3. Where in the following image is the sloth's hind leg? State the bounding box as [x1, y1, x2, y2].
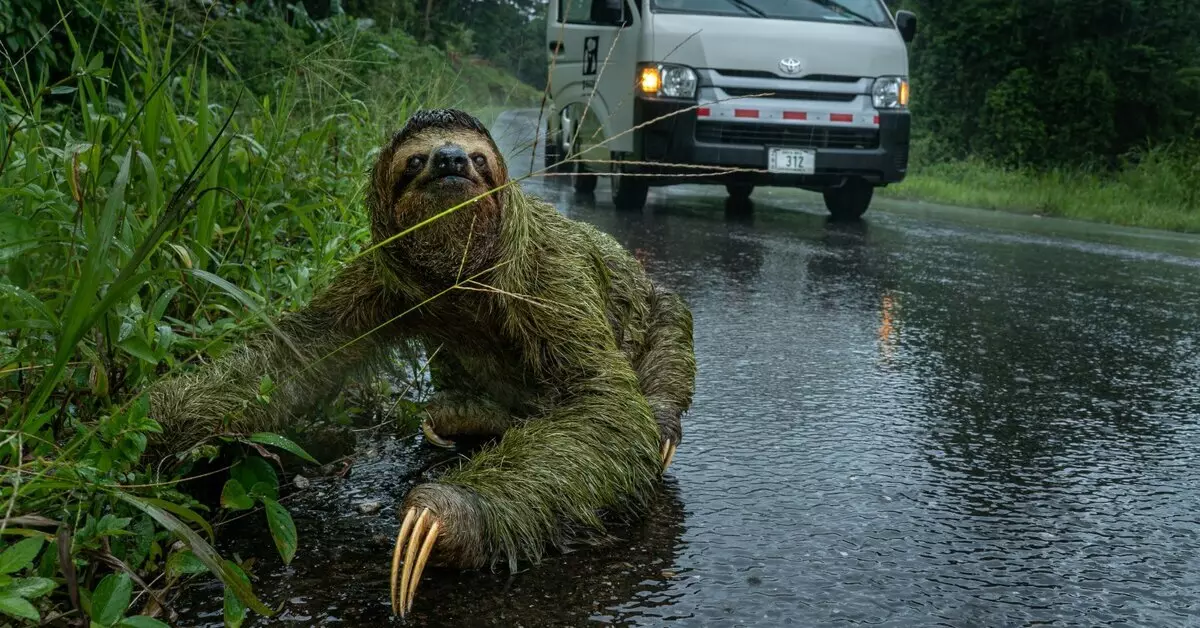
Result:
[420, 392, 515, 448]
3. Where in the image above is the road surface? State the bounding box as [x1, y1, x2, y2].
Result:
[174, 109, 1200, 627]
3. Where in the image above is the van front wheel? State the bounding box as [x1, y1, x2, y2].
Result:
[726, 183, 754, 201]
[572, 161, 597, 194]
[823, 179, 874, 221]
[611, 164, 649, 211]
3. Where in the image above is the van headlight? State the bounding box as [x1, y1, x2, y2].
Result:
[639, 63, 697, 99]
[872, 76, 910, 109]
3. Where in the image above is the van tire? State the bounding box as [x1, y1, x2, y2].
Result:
[726, 183, 754, 201]
[573, 162, 597, 194]
[611, 166, 649, 211]
[543, 135, 568, 175]
[823, 179, 873, 221]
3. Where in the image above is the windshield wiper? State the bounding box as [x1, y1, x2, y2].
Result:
[804, 0, 878, 26]
[723, 0, 768, 18]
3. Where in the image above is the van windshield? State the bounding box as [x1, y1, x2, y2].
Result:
[650, 0, 891, 27]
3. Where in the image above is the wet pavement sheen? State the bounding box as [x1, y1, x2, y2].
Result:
[173, 110, 1200, 627]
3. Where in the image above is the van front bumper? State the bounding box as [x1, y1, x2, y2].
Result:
[629, 98, 910, 187]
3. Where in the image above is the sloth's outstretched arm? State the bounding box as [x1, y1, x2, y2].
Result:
[635, 285, 696, 471]
[145, 254, 404, 462]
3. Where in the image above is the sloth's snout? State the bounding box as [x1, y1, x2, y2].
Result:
[432, 145, 469, 178]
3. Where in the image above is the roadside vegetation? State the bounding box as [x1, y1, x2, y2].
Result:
[880, 138, 1200, 233]
[883, 0, 1200, 232]
[0, 1, 538, 625]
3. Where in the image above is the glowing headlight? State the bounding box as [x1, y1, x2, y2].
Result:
[639, 63, 697, 99]
[872, 76, 910, 109]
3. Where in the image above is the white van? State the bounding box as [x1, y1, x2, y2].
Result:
[542, 0, 917, 220]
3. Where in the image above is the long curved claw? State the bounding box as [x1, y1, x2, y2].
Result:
[390, 507, 442, 617]
[421, 416, 456, 449]
[660, 440, 678, 473]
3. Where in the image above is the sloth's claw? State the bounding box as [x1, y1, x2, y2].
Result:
[660, 440, 678, 473]
[390, 507, 441, 616]
[421, 417, 456, 449]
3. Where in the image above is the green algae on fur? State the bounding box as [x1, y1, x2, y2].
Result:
[144, 108, 697, 604]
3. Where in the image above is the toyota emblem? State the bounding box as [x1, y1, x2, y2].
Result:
[778, 58, 802, 75]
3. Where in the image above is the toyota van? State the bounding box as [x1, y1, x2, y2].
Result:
[542, 0, 917, 219]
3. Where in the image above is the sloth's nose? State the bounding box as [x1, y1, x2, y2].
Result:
[432, 145, 469, 176]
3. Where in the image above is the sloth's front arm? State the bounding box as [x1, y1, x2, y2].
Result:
[145, 253, 406, 462]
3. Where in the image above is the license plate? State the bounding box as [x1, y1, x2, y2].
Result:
[767, 148, 815, 174]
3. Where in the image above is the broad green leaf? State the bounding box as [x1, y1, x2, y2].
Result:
[247, 433, 319, 464]
[0, 595, 38, 621]
[232, 457, 278, 501]
[166, 550, 207, 578]
[118, 335, 161, 364]
[261, 497, 297, 565]
[0, 537, 44, 574]
[91, 573, 133, 626]
[220, 479, 254, 511]
[114, 493, 273, 617]
[119, 617, 171, 628]
[4, 577, 56, 598]
[249, 482, 277, 501]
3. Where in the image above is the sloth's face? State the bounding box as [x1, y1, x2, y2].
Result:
[386, 129, 505, 223]
[370, 123, 508, 277]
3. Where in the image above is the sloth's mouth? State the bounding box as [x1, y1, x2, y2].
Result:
[428, 173, 475, 185]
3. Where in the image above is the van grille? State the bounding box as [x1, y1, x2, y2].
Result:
[711, 69, 863, 83]
[721, 87, 857, 103]
[696, 122, 880, 150]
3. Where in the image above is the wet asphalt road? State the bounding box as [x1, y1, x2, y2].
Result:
[174, 109, 1200, 627]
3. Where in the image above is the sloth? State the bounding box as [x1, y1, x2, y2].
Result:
[145, 108, 696, 617]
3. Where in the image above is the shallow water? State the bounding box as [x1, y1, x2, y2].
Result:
[172, 110, 1200, 626]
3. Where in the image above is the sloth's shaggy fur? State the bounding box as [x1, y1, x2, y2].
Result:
[145, 108, 696, 574]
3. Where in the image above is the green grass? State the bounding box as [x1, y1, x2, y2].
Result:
[880, 141, 1200, 233]
[0, 6, 538, 627]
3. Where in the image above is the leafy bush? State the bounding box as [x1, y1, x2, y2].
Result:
[906, 0, 1200, 169]
[0, 3, 535, 625]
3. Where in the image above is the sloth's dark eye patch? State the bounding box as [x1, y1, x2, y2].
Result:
[406, 155, 425, 171]
[471, 154, 487, 168]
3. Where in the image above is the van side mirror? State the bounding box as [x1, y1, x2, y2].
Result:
[895, 10, 917, 43]
[591, 0, 625, 25]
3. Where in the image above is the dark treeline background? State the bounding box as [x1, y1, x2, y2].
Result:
[2, 0, 549, 94]
[4, 0, 1198, 170]
[892, 0, 1200, 169]
[330, 0, 549, 88]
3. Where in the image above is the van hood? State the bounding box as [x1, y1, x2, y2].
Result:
[646, 12, 908, 79]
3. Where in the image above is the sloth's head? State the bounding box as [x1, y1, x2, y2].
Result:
[368, 109, 509, 279]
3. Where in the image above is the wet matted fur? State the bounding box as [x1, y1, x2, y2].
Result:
[145, 108, 696, 594]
